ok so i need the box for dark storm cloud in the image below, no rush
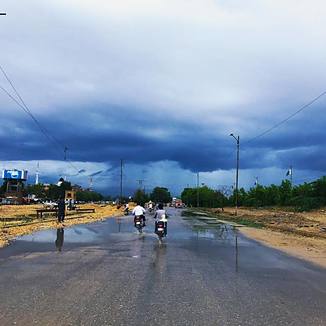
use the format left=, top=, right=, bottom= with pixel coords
left=1, top=0, right=326, bottom=189
left=1, top=101, right=325, bottom=173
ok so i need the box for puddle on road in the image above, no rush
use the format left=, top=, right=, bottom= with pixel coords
left=0, top=210, right=245, bottom=259
left=0, top=217, right=136, bottom=258
left=180, top=212, right=239, bottom=243
left=15, top=212, right=238, bottom=245
left=22, top=226, right=99, bottom=244
left=17, top=217, right=133, bottom=244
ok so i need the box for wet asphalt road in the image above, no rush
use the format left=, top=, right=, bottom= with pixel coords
left=0, top=209, right=326, bottom=326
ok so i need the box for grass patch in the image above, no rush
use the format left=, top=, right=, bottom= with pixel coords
left=181, top=209, right=210, bottom=217
left=187, top=208, right=265, bottom=228
left=230, top=218, right=264, bottom=228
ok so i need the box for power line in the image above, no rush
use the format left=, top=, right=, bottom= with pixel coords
left=244, top=90, right=326, bottom=145
left=0, top=84, right=62, bottom=149
left=0, top=65, right=64, bottom=150
left=0, top=65, right=80, bottom=173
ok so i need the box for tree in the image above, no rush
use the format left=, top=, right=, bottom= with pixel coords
left=26, top=184, right=47, bottom=199
left=76, top=190, right=103, bottom=202
left=150, top=187, right=172, bottom=203
left=0, top=180, right=7, bottom=196
left=133, top=189, right=149, bottom=206
left=313, top=176, right=326, bottom=205
left=46, top=181, right=72, bottom=200
left=265, top=184, right=280, bottom=206
left=181, top=186, right=228, bottom=208
left=279, top=180, right=292, bottom=206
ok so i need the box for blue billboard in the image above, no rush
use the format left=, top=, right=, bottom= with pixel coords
left=2, top=169, right=28, bottom=180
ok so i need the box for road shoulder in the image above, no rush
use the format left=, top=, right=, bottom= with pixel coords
left=241, top=227, right=326, bottom=268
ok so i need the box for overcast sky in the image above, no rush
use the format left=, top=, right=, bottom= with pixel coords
left=1, top=0, right=326, bottom=195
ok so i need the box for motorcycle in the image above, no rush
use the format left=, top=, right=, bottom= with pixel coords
left=155, top=220, right=167, bottom=243
left=134, top=215, right=145, bottom=233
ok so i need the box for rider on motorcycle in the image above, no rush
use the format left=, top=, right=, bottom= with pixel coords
left=132, top=202, right=146, bottom=227
left=148, top=201, right=154, bottom=213
left=154, top=203, right=167, bottom=236
left=123, top=202, right=129, bottom=215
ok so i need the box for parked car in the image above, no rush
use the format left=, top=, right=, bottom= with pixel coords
left=43, top=201, right=58, bottom=209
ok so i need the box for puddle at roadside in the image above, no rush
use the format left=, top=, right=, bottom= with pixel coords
left=181, top=213, right=237, bottom=241
left=0, top=217, right=135, bottom=259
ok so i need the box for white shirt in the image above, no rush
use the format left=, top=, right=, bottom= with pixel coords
left=132, top=205, right=146, bottom=216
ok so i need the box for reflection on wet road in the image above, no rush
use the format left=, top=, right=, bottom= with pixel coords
left=0, top=209, right=326, bottom=325
left=55, top=228, right=64, bottom=252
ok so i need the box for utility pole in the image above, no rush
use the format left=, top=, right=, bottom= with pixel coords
left=35, top=162, right=40, bottom=185
left=120, top=159, right=123, bottom=203
left=64, top=146, right=68, bottom=161
left=230, top=134, right=240, bottom=216
left=197, top=172, right=199, bottom=207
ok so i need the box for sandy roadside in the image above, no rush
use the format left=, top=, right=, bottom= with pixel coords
left=0, top=204, right=126, bottom=248
left=241, top=227, right=326, bottom=268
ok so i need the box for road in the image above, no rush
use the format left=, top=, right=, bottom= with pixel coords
left=0, top=208, right=326, bottom=325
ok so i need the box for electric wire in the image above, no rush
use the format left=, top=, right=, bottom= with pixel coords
left=0, top=65, right=65, bottom=150
left=0, top=65, right=80, bottom=173
left=244, top=90, right=326, bottom=145
left=0, top=84, right=63, bottom=150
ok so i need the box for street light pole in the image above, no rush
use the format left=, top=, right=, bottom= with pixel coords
left=196, top=172, right=199, bottom=207
left=120, top=159, right=123, bottom=203
left=230, top=133, right=240, bottom=216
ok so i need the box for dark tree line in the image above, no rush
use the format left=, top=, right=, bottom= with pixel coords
left=24, top=182, right=103, bottom=202
left=229, top=177, right=326, bottom=210
left=181, top=186, right=228, bottom=208
left=133, top=187, right=172, bottom=206
left=76, top=190, right=103, bottom=202
left=180, top=176, right=326, bottom=211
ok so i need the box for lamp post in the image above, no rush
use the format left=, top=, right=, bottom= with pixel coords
left=230, top=133, right=240, bottom=216
left=196, top=172, right=199, bottom=207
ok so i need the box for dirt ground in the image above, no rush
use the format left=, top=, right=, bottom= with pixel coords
left=210, top=207, right=326, bottom=238
left=207, top=207, right=326, bottom=268
left=241, top=227, right=326, bottom=268
left=0, top=204, right=127, bottom=248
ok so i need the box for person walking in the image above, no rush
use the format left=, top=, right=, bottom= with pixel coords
left=57, top=196, right=66, bottom=224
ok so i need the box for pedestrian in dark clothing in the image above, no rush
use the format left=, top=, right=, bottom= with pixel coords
left=57, top=197, right=65, bottom=223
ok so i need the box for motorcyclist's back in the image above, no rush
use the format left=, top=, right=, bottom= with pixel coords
left=155, top=209, right=167, bottom=222
left=132, top=204, right=145, bottom=216
left=132, top=203, right=146, bottom=227
left=154, top=203, right=167, bottom=235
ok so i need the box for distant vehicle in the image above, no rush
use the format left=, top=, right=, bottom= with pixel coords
left=43, top=201, right=58, bottom=209
left=174, top=199, right=183, bottom=208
